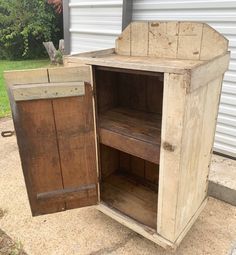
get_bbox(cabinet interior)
[95,67,164,229]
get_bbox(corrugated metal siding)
[133,0,236,158]
[69,0,122,54]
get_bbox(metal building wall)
[69,0,123,54]
[133,0,236,158]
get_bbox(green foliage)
[55,49,63,64]
[0,0,63,60]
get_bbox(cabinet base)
[97,198,208,250]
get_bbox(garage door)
[69,0,122,54]
[133,0,236,158]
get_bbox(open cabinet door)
[4,66,99,216]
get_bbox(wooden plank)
[100,145,119,178]
[149,21,179,58]
[64,49,115,67]
[115,25,131,56]
[177,22,203,60]
[100,128,160,164]
[75,48,115,58]
[118,170,158,192]
[129,74,147,111]
[146,75,163,114]
[119,152,131,172]
[174,198,208,248]
[190,52,230,91]
[197,77,223,203]
[37,184,97,203]
[13,100,65,215]
[96,65,163,77]
[101,173,157,228]
[175,76,223,238]
[200,24,228,60]
[131,22,149,56]
[174,84,207,238]
[130,156,145,178]
[157,73,188,242]
[145,161,159,185]
[12,82,85,101]
[4,69,48,88]
[76,53,203,74]
[95,69,118,113]
[97,203,174,250]
[99,107,162,146]
[52,83,98,209]
[48,65,91,83]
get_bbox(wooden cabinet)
[4,21,230,250]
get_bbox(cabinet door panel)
[4,67,98,216]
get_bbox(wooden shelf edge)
[99,128,160,164]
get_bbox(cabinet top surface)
[66,49,207,74]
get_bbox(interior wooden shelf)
[101,172,158,229]
[99,107,161,164]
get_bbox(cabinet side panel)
[157,73,187,241]
[175,76,223,237]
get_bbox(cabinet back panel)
[95,69,163,115]
[100,145,159,187]
[96,70,119,113]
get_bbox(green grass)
[0,59,50,117]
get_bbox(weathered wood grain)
[97,203,173,249]
[52,83,98,209]
[12,99,66,215]
[131,22,149,56]
[190,52,230,91]
[149,21,179,58]
[101,172,157,229]
[177,22,203,60]
[175,76,223,238]
[100,145,119,178]
[4,69,48,87]
[12,82,85,101]
[4,66,98,215]
[115,25,131,56]
[157,73,188,241]
[48,66,91,83]
[114,21,228,60]
[200,24,229,60]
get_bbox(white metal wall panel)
[69,0,122,54]
[133,0,236,158]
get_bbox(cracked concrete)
[0,117,236,255]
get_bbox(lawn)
[0,59,50,117]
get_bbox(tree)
[0,0,62,59]
[48,0,63,14]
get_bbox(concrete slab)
[209,154,236,205]
[1,118,236,255]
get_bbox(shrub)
[0,0,63,60]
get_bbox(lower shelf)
[101,172,158,229]
[99,107,161,164]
